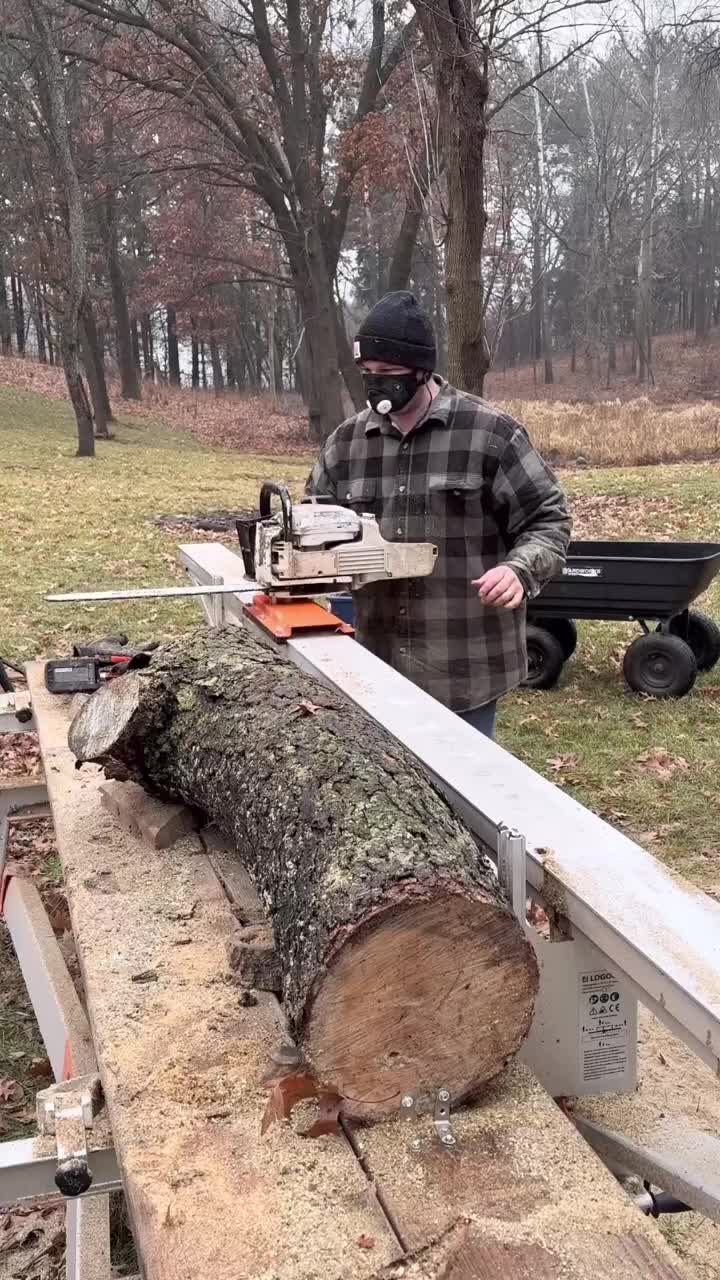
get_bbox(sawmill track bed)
[0,668,707,1279]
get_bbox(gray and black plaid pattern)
[308,380,571,711]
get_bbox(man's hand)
[472,565,524,610]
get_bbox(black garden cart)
[526,541,720,697]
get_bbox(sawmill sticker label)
[579,970,629,1083]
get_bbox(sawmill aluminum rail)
[179,542,720,1079]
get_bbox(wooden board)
[27,665,695,1280]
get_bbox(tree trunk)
[69,626,538,1122]
[43,283,55,364]
[532,64,553,386]
[167,305,181,386]
[634,54,659,385]
[131,318,141,377]
[11,273,25,355]
[86,299,113,422]
[191,319,200,389]
[141,313,153,380]
[34,281,47,362]
[414,0,490,395]
[334,304,365,411]
[102,120,142,401]
[28,0,94,457]
[80,304,111,438]
[284,224,346,439]
[387,199,424,294]
[0,264,12,354]
[694,164,712,344]
[209,331,224,391]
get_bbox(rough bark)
[69,625,538,1122]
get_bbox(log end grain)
[69,671,142,762]
[303,888,538,1123]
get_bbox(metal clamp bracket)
[433,1088,457,1148]
[37,1073,103,1198]
[497,826,527,924]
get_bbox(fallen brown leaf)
[636,748,690,782]
[29,1057,53,1080]
[0,1078,24,1105]
[547,753,579,772]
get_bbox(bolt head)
[401,1094,414,1109]
[438,1089,450,1102]
[441,1133,456,1146]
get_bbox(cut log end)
[303,888,538,1122]
[68,671,142,762]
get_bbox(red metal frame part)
[243,594,355,641]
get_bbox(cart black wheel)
[665,610,720,672]
[523,625,565,690]
[541,618,578,661]
[623,633,697,698]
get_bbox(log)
[69,625,538,1121]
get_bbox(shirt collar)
[364,376,454,436]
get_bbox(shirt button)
[399,485,406,494]
[402,443,409,451]
[399,607,406,615]
[345,492,352,499]
[396,527,403,536]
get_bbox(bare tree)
[412,0,602,395]
[27,0,95,455]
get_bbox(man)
[308,291,571,739]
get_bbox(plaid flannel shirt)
[308,380,571,711]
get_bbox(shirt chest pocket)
[428,475,486,524]
[341,478,378,513]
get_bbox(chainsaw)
[46,482,438,641]
[237,482,437,594]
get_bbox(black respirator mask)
[363,370,425,416]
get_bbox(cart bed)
[532,540,720,621]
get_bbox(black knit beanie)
[354,291,436,370]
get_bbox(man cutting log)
[308,292,571,738]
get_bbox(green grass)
[1,385,719,894]
[0,387,309,659]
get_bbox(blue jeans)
[458,700,497,740]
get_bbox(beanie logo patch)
[353,341,361,358]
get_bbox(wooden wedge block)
[226,923,282,992]
[99,779,198,849]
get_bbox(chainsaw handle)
[259,482,293,541]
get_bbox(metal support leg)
[1,873,117,1277]
[65,1190,111,1280]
